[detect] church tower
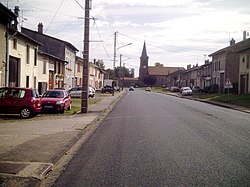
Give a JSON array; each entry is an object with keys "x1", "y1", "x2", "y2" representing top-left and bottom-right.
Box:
[{"x1": 139, "y1": 41, "x2": 149, "y2": 86}]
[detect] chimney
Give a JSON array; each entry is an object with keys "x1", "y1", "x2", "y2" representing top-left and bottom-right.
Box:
[
  {"x1": 230, "y1": 38, "x2": 235, "y2": 46},
  {"x1": 38, "y1": 23, "x2": 43, "y2": 34},
  {"x1": 187, "y1": 64, "x2": 191, "y2": 70},
  {"x1": 243, "y1": 31, "x2": 247, "y2": 41},
  {"x1": 14, "y1": 6, "x2": 21, "y2": 31}
]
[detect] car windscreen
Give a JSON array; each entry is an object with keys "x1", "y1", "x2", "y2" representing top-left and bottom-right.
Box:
[{"x1": 43, "y1": 91, "x2": 64, "y2": 98}]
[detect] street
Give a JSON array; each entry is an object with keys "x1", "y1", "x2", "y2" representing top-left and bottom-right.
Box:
[{"x1": 52, "y1": 89, "x2": 250, "y2": 186}]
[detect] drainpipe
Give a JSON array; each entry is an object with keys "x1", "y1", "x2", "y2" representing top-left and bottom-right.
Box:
[
  {"x1": 6, "y1": 30, "x2": 17, "y2": 87},
  {"x1": 5, "y1": 30, "x2": 9, "y2": 86}
]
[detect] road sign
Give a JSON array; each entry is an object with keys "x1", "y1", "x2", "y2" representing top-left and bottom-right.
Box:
[{"x1": 225, "y1": 80, "x2": 233, "y2": 89}]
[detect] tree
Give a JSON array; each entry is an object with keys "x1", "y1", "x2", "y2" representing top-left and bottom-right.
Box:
[
  {"x1": 143, "y1": 75, "x2": 157, "y2": 86},
  {"x1": 155, "y1": 62, "x2": 163, "y2": 67},
  {"x1": 106, "y1": 67, "x2": 135, "y2": 79},
  {"x1": 96, "y1": 59, "x2": 105, "y2": 69}
]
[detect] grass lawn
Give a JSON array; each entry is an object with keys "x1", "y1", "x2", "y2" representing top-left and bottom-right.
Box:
[
  {"x1": 64, "y1": 98, "x2": 101, "y2": 115},
  {"x1": 193, "y1": 93, "x2": 250, "y2": 108}
]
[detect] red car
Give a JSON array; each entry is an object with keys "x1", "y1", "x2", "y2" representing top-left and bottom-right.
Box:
[
  {"x1": 0, "y1": 87, "x2": 42, "y2": 118},
  {"x1": 41, "y1": 90, "x2": 72, "y2": 114}
]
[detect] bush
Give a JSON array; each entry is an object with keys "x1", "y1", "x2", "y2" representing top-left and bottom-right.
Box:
[{"x1": 204, "y1": 84, "x2": 219, "y2": 93}]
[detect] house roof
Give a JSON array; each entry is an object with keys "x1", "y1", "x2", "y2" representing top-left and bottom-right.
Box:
[
  {"x1": 0, "y1": 3, "x2": 17, "y2": 25},
  {"x1": 22, "y1": 27, "x2": 79, "y2": 52},
  {"x1": 148, "y1": 66, "x2": 185, "y2": 76},
  {"x1": 9, "y1": 28, "x2": 42, "y2": 46},
  {"x1": 209, "y1": 38, "x2": 250, "y2": 56},
  {"x1": 39, "y1": 51, "x2": 67, "y2": 63}
]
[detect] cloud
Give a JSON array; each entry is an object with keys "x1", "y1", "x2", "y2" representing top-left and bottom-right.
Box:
[{"x1": 3, "y1": 0, "x2": 250, "y2": 76}]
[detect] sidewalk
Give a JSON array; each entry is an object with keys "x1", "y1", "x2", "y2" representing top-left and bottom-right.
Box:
[
  {"x1": 0, "y1": 91, "x2": 125, "y2": 187},
  {"x1": 166, "y1": 92, "x2": 250, "y2": 114}
]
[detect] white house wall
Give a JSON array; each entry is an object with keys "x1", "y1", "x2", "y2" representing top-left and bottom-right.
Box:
[
  {"x1": 9, "y1": 36, "x2": 38, "y2": 88},
  {"x1": 0, "y1": 24, "x2": 6, "y2": 87},
  {"x1": 64, "y1": 46, "x2": 76, "y2": 89}
]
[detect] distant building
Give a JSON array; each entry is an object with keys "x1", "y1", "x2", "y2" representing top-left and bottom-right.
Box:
[{"x1": 139, "y1": 41, "x2": 184, "y2": 87}]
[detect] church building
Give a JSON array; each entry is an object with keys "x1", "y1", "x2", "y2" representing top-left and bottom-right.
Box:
[{"x1": 139, "y1": 42, "x2": 185, "y2": 87}]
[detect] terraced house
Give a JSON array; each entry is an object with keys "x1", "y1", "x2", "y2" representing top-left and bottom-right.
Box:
[{"x1": 0, "y1": 3, "x2": 16, "y2": 87}]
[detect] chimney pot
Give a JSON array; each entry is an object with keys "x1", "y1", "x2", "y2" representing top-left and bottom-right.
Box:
[
  {"x1": 38, "y1": 23, "x2": 43, "y2": 34},
  {"x1": 230, "y1": 38, "x2": 236, "y2": 46},
  {"x1": 243, "y1": 31, "x2": 247, "y2": 41}
]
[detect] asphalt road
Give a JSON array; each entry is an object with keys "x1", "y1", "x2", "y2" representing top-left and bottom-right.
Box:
[{"x1": 53, "y1": 89, "x2": 250, "y2": 186}]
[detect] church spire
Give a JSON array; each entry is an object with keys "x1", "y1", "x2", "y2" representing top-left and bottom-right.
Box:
[{"x1": 141, "y1": 41, "x2": 148, "y2": 58}]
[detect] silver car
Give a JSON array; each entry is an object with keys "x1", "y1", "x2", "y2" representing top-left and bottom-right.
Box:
[{"x1": 68, "y1": 86, "x2": 95, "y2": 98}]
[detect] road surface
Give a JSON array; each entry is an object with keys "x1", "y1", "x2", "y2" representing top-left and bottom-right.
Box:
[{"x1": 53, "y1": 89, "x2": 250, "y2": 186}]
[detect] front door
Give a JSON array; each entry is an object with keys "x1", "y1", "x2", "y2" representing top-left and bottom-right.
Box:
[
  {"x1": 9, "y1": 56, "x2": 20, "y2": 87},
  {"x1": 240, "y1": 74, "x2": 246, "y2": 94}
]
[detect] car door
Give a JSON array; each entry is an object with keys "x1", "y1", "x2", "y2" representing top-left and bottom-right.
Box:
[
  {"x1": 0, "y1": 88, "x2": 9, "y2": 113},
  {"x1": 9, "y1": 88, "x2": 26, "y2": 113}
]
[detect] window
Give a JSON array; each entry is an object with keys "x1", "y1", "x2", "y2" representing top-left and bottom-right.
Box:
[
  {"x1": 26, "y1": 45, "x2": 30, "y2": 64},
  {"x1": 9, "y1": 89, "x2": 25, "y2": 99},
  {"x1": 26, "y1": 76, "x2": 29, "y2": 88},
  {"x1": 43, "y1": 61, "x2": 47, "y2": 74},
  {"x1": 34, "y1": 48, "x2": 37, "y2": 66},
  {"x1": 13, "y1": 38, "x2": 17, "y2": 49},
  {"x1": 0, "y1": 88, "x2": 8, "y2": 98},
  {"x1": 77, "y1": 63, "x2": 81, "y2": 72}
]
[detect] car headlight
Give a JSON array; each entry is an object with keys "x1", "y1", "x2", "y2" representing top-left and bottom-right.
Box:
[{"x1": 56, "y1": 100, "x2": 63, "y2": 105}]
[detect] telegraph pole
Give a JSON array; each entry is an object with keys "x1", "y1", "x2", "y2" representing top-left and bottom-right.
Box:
[
  {"x1": 81, "y1": 0, "x2": 90, "y2": 113},
  {"x1": 113, "y1": 31, "x2": 117, "y2": 69}
]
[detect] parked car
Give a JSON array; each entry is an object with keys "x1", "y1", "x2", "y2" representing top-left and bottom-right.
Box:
[
  {"x1": 181, "y1": 87, "x2": 193, "y2": 96},
  {"x1": 165, "y1": 86, "x2": 171, "y2": 91},
  {"x1": 0, "y1": 87, "x2": 41, "y2": 118},
  {"x1": 101, "y1": 86, "x2": 113, "y2": 93},
  {"x1": 171, "y1": 86, "x2": 180, "y2": 92},
  {"x1": 145, "y1": 87, "x2": 152, "y2": 92},
  {"x1": 68, "y1": 86, "x2": 95, "y2": 98},
  {"x1": 41, "y1": 90, "x2": 71, "y2": 113},
  {"x1": 192, "y1": 86, "x2": 201, "y2": 93},
  {"x1": 129, "y1": 86, "x2": 135, "y2": 91}
]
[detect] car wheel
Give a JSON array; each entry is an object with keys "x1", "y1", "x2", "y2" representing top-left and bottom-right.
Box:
[
  {"x1": 60, "y1": 108, "x2": 65, "y2": 114},
  {"x1": 20, "y1": 107, "x2": 32, "y2": 118}
]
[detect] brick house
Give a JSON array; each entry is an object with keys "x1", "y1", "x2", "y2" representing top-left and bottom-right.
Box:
[
  {"x1": 209, "y1": 37, "x2": 250, "y2": 93},
  {"x1": 238, "y1": 46, "x2": 250, "y2": 94}
]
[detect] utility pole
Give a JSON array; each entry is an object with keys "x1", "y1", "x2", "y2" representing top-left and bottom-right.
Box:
[
  {"x1": 81, "y1": 0, "x2": 90, "y2": 113},
  {"x1": 113, "y1": 31, "x2": 117, "y2": 69}
]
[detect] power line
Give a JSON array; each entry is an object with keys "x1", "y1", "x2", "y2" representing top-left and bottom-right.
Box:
[
  {"x1": 45, "y1": 0, "x2": 64, "y2": 32},
  {"x1": 74, "y1": 0, "x2": 84, "y2": 10},
  {"x1": 118, "y1": 32, "x2": 206, "y2": 58},
  {"x1": 93, "y1": 21, "x2": 112, "y2": 61}
]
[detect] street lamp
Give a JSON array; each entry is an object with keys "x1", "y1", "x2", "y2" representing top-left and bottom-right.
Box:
[
  {"x1": 113, "y1": 43, "x2": 132, "y2": 69},
  {"x1": 119, "y1": 55, "x2": 132, "y2": 90}
]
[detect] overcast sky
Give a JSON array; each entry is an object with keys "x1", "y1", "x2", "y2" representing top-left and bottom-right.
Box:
[{"x1": 2, "y1": 0, "x2": 250, "y2": 76}]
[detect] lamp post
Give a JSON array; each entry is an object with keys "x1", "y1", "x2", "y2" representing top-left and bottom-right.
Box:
[{"x1": 113, "y1": 42, "x2": 132, "y2": 69}]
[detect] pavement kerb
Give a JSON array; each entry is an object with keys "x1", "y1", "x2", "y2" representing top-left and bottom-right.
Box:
[
  {"x1": 38, "y1": 91, "x2": 126, "y2": 187},
  {"x1": 157, "y1": 91, "x2": 250, "y2": 114}
]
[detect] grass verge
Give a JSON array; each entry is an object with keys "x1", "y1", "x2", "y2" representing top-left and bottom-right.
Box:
[
  {"x1": 64, "y1": 98, "x2": 102, "y2": 115},
  {"x1": 193, "y1": 93, "x2": 250, "y2": 108}
]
